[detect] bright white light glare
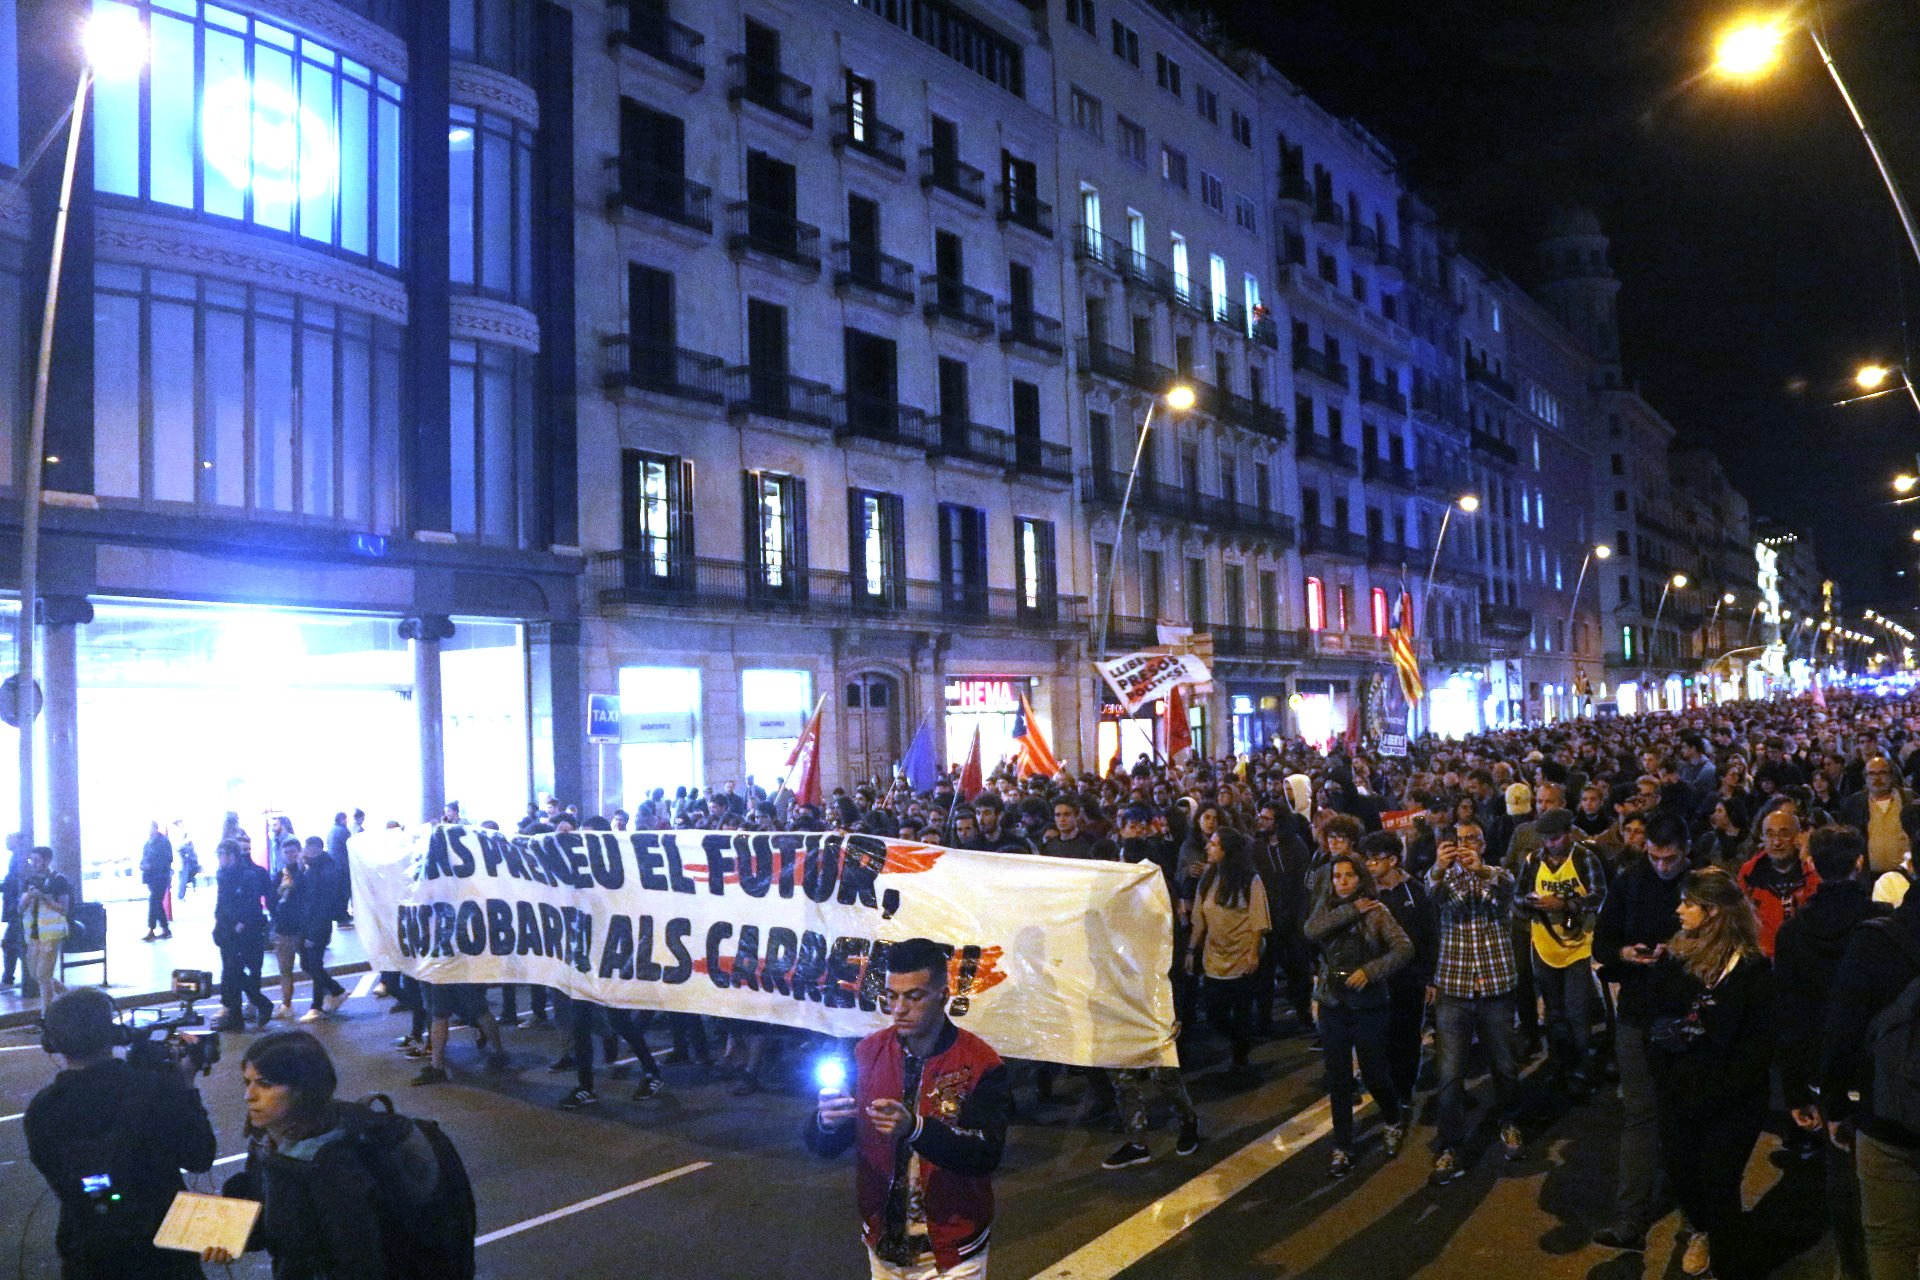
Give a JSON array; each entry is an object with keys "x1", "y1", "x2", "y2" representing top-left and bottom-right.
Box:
[
  {"x1": 1163, "y1": 384, "x2": 1197, "y2": 412},
  {"x1": 1723, "y1": 593, "x2": 1736, "y2": 604},
  {"x1": 1456, "y1": 494, "x2": 1480, "y2": 513},
  {"x1": 1857, "y1": 364, "x2": 1894, "y2": 391},
  {"x1": 813, "y1": 1057, "x2": 847, "y2": 1092},
  {"x1": 448, "y1": 127, "x2": 474, "y2": 147},
  {"x1": 82, "y1": 8, "x2": 148, "y2": 81},
  {"x1": 1672, "y1": 574, "x2": 1689, "y2": 588},
  {"x1": 1594, "y1": 544, "x2": 1612, "y2": 560},
  {"x1": 203, "y1": 78, "x2": 338, "y2": 205}
]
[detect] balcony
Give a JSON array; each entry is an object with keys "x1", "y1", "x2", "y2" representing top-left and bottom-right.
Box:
[
  {"x1": 834, "y1": 394, "x2": 936, "y2": 449},
  {"x1": 725, "y1": 367, "x2": 833, "y2": 429},
  {"x1": 998, "y1": 304, "x2": 1063, "y2": 357},
  {"x1": 831, "y1": 241, "x2": 915, "y2": 305},
  {"x1": 1465, "y1": 361, "x2": 1517, "y2": 402},
  {"x1": 1296, "y1": 432, "x2": 1359, "y2": 471},
  {"x1": 1207, "y1": 387, "x2": 1288, "y2": 441},
  {"x1": 933, "y1": 417, "x2": 1013, "y2": 467},
  {"x1": 1250, "y1": 314, "x2": 1279, "y2": 349},
  {"x1": 1212, "y1": 625, "x2": 1309, "y2": 662},
  {"x1": 1073, "y1": 227, "x2": 1170, "y2": 294},
  {"x1": 1302, "y1": 524, "x2": 1363, "y2": 557},
  {"x1": 1366, "y1": 534, "x2": 1414, "y2": 567},
  {"x1": 590, "y1": 553, "x2": 1083, "y2": 632},
  {"x1": 1431, "y1": 637, "x2": 1491, "y2": 665},
  {"x1": 1480, "y1": 601, "x2": 1533, "y2": 640},
  {"x1": 1077, "y1": 338, "x2": 1175, "y2": 395},
  {"x1": 600, "y1": 336, "x2": 725, "y2": 405},
  {"x1": 1469, "y1": 428, "x2": 1520, "y2": 466},
  {"x1": 1359, "y1": 376, "x2": 1408, "y2": 414},
  {"x1": 1080, "y1": 469, "x2": 1296, "y2": 543},
  {"x1": 1362, "y1": 454, "x2": 1417, "y2": 489},
  {"x1": 1412, "y1": 382, "x2": 1461, "y2": 428},
  {"x1": 726, "y1": 56, "x2": 811, "y2": 126},
  {"x1": 1171, "y1": 279, "x2": 1211, "y2": 319},
  {"x1": 1212, "y1": 295, "x2": 1248, "y2": 334},
  {"x1": 996, "y1": 184, "x2": 1053, "y2": 237},
  {"x1": 726, "y1": 202, "x2": 821, "y2": 274},
  {"x1": 1311, "y1": 198, "x2": 1346, "y2": 234},
  {"x1": 1418, "y1": 461, "x2": 1472, "y2": 494},
  {"x1": 829, "y1": 101, "x2": 905, "y2": 169},
  {"x1": 1375, "y1": 241, "x2": 1405, "y2": 283},
  {"x1": 603, "y1": 159, "x2": 712, "y2": 232},
  {"x1": 1009, "y1": 434, "x2": 1072, "y2": 482},
  {"x1": 1291, "y1": 342, "x2": 1349, "y2": 389},
  {"x1": 611, "y1": 5, "x2": 704, "y2": 79},
  {"x1": 921, "y1": 275, "x2": 996, "y2": 335},
  {"x1": 1349, "y1": 223, "x2": 1379, "y2": 255},
  {"x1": 1276, "y1": 172, "x2": 1313, "y2": 211},
  {"x1": 919, "y1": 148, "x2": 985, "y2": 206}
]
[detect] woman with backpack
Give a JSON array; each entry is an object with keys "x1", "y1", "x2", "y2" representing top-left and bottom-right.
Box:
[{"x1": 205, "y1": 1030, "x2": 474, "y2": 1279}]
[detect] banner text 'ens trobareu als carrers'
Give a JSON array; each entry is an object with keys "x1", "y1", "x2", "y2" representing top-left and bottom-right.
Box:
[{"x1": 351, "y1": 826, "x2": 1177, "y2": 1069}]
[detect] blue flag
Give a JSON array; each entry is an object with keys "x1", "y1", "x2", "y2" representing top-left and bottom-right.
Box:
[{"x1": 898, "y1": 714, "x2": 938, "y2": 792}]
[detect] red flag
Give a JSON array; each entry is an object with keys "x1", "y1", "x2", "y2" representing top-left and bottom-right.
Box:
[
  {"x1": 958, "y1": 724, "x2": 984, "y2": 801},
  {"x1": 1106, "y1": 724, "x2": 1124, "y2": 778},
  {"x1": 1167, "y1": 686, "x2": 1193, "y2": 763},
  {"x1": 785, "y1": 696, "x2": 827, "y2": 807},
  {"x1": 1011, "y1": 693, "x2": 1061, "y2": 778}
]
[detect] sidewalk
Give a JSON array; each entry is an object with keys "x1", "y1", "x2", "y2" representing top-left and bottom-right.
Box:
[{"x1": 1, "y1": 891, "x2": 369, "y2": 1027}]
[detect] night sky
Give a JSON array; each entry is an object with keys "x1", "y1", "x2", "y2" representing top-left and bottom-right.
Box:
[{"x1": 1200, "y1": 0, "x2": 1920, "y2": 604}]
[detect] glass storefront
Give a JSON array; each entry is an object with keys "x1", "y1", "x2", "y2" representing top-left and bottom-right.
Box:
[
  {"x1": 741, "y1": 668, "x2": 811, "y2": 793},
  {"x1": 946, "y1": 676, "x2": 1032, "y2": 773},
  {"x1": 3, "y1": 599, "x2": 526, "y2": 900},
  {"x1": 616, "y1": 664, "x2": 701, "y2": 805}
]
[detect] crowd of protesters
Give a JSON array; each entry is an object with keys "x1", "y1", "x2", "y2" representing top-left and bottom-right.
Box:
[{"x1": 15, "y1": 690, "x2": 1920, "y2": 1279}]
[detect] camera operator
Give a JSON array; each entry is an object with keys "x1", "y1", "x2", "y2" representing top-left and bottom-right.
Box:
[{"x1": 24, "y1": 988, "x2": 217, "y2": 1280}]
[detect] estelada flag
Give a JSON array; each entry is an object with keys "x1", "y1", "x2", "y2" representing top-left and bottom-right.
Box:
[
  {"x1": 1167, "y1": 685, "x2": 1193, "y2": 763},
  {"x1": 1386, "y1": 594, "x2": 1425, "y2": 704},
  {"x1": 958, "y1": 724, "x2": 985, "y2": 801},
  {"x1": 785, "y1": 695, "x2": 827, "y2": 807},
  {"x1": 1011, "y1": 692, "x2": 1060, "y2": 778}
]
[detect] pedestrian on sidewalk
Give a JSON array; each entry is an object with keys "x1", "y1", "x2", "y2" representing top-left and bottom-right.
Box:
[
  {"x1": 140, "y1": 821, "x2": 173, "y2": 941},
  {"x1": 294, "y1": 837, "x2": 347, "y2": 1023},
  {"x1": 2, "y1": 833, "x2": 31, "y2": 994},
  {"x1": 211, "y1": 838, "x2": 275, "y2": 1031},
  {"x1": 269, "y1": 837, "x2": 307, "y2": 1019},
  {"x1": 1187, "y1": 829, "x2": 1271, "y2": 1078}
]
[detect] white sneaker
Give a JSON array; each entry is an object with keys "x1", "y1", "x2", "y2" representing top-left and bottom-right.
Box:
[
  {"x1": 324, "y1": 992, "x2": 348, "y2": 1013},
  {"x1": 274, "y1": 1003, "x2": 293, "y2": 1020},
  {"x1": 298, "y1": 1008, "x2": 324, "y2": 1023}
]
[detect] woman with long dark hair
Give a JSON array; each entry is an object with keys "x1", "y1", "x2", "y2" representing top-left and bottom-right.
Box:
[
  {"x1": 1646, "y1": 868, "x2": 1773, "y2": 1279},
  {"x1": 1187, "y1": 828, "x2": 1270, "y2": 1074},
  {"x1": 1305, "y1": 851, "x2": 1412, "y2": 1177}
]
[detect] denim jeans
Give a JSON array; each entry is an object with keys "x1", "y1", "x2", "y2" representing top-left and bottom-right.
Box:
[
  {"x1": 1433, "y1": 992, "x2": 1520, "y2": 1148},
  {"x1": 1319, "y1": 1001, "x2": 1401, "y2": 1147},
  {"x1": 1612, "y1": 1022, "x2": 1667, "y2": 1230},
  {"x1": 1531, "y1": 953, "x2": 1593, "y2": 1076}
]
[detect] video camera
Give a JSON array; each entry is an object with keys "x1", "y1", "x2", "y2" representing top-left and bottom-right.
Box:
[{"x1": 123, "y1": 969, "x2": 221, "y2": 1076}]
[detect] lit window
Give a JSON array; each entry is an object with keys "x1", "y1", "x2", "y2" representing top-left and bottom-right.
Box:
[
  {"x1": 1306, "y1": 576, "x2": 1325, "y2": 631},
  {"x1": 1370, "y1": 587, "x2": 1388, "y2": 637}
]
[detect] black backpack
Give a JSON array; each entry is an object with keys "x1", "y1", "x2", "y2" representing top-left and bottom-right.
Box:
[
  {"x1": 1864, "y1": 920, "x2": 1920, "y2": 1137},
  {"x1": 345, "y1": 1095, "x2": 476, "y2": 1280}
]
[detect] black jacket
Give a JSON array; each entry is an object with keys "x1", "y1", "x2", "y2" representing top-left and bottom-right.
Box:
[
  {"x1": 1819, "y1": 894, "x2": 1920, "y2": 1147},
  {"x1": 1646, "y1": 952, "x2": 1775, "y2": 1118},
  {"x1": 214, "y1": 862, "x2": 275, "y2": 948},
  {"x1": 1774, "y1": 880, "x2": 1889, "y2": 1108},
  {"x1": 26, "y1": 1059, "x2": 217, "y2": 1270},
  {"x1": 1375, "y1": 876, "x2": 1438, "y2": 986},
  {"x1": 1592, "y1": 860, "x2": 1687, "y2": 1025}
]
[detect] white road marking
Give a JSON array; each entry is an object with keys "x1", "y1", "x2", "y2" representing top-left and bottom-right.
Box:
[
  {"x1": 1027, "y1": 1098, "x2": 1334, "y2": 1280},
  {"x1": 352, "y1": 971, "x2": 378, "y2": 999},
  {"x1": 474, "y1": 1161, "x2": 712, "y2": 1247},
  {"x1": 0, "y1": 1044, "x2": 43, "y2": 1052},
  {"x1": 0, "y1": 1113, "x2": 21, "y2": 1124},
  {"x1": 212, "y1": 1153, "x2": 248, "y2": 1167}
]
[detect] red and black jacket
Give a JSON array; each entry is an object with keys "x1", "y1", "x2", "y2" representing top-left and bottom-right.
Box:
[{"x1": 807, "y1": 1022, "x2": 1011, "y2": 1272}]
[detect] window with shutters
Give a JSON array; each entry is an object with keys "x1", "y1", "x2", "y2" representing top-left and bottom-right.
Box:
[
  {"x1": 1016, "y1": 517, "x2": 1058, "y2": 622},
  {"x1": 849, "y1": 489, "x2": 905, "y2": 610},
  {"x1": 1306, "y1": 576, "x2": 1325, "y2": 631},
  {"x1": 622, "y1": 449, "x2": 694, "y2": 591},
  {"x1": 938, "y1": 503, "x2": 989, "y2": 616},
  {"x1": 743, "y1": 470, "x2": 806, "y2": 599}
]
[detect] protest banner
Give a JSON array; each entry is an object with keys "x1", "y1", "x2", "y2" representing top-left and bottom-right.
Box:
[
  {"x1": 350, "y1": 826, "x2": 1178, "y2": 1069},
  {"x1": 1095, "y1": 650, "x2": 1211, "y2": 715}
]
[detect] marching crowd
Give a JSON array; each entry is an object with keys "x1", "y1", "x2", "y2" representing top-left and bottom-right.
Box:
[{"x1": 11, "y1": 691, "x2": 1920, "y2": 1280}]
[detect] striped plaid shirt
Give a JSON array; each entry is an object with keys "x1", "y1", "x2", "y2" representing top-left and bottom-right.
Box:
[{"x1": 1426, "y1": 863, "x2": 1519, "y2": 998}]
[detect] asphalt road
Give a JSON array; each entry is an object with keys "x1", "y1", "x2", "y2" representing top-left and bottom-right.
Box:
[{"x1": 0, "y1": 983, "x2": 1839, "y2": 1279}]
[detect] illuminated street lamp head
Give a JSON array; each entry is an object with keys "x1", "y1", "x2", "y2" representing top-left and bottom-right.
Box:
[
  {"x1": 82, "y1": 7, "x2": 147, "y2": 80},
  {"x1": 1163, "y1": 384, "x2": 1196, "y2": 412},
  {"x1": 1897, "y1": 475, "x2": 1918, "y2": 495},
  {"x1": 1594, "y1": 544, "x2": 1613, "y2": 560},
  {"x1": 1857, "y1": 363, "x2": 1894, "y2": 391},
  {"x1": 1713, "y1": 18, "x2": 1787, "y2": 79},
  {"x1": 1671, "y1": 574, "x2": 1689, "y2": 588},
  {"x1": 1722, "y1": 592, "x2": 1737, "y2": 604},
  {"x1": 1456, "y1": 494, "x2": 1481, "y2": 513},
  {"x1": 1910, "y1": 528, "x2": 1920, "y2": 543}
]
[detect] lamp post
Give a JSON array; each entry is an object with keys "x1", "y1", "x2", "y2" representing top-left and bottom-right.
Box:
[
  {"x1": 1420, "y1": 493, "x2": 1479, "y2": 630},
  {"x1": 13, "y1": 11, "x2": 146, "y2": 844},
  {"x1": 1714, "y1": 17, "x2": 1920, "y2": 275},
  {"x1": 1565, "y1": 542, "x2": 1612, "y2": 643},
  {"x1": 1650, "y1": 573, "x2": 1687, "y2": 702},
  {"x1": 1094, "y1": 382, "x2": 1195, "y2": 660}
]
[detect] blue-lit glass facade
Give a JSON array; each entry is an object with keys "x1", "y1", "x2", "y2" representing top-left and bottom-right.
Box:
[{"x1": 91, "y1": 0, "x2": 405, "y2": 266}]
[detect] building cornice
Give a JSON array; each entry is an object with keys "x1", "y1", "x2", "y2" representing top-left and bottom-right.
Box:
[{"x1": 450, "y1": 60, "x2": 541, "y2": 129}]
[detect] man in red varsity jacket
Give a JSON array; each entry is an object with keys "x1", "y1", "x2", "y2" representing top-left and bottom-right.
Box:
[{"x1": 807, "y1": 937, "x2": 1013, "y2": 1279}]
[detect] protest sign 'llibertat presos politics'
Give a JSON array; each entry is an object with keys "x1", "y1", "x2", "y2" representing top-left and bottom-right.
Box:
[{"x1": 350, "y1": 825, "x2": 1178, "y2": 1069}]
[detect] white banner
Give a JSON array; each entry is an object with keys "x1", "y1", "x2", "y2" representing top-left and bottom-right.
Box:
[
  {"x1": 350, "y1": 826, "x2": 1177, "y2": 1069},
  {"x1": 1096, "y1": 650, "x2": 1212, "y2": 714}
]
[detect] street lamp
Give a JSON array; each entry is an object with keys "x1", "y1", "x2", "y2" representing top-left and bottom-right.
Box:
[
  {"x1": 1565, "y1": 542, "x2": 1612, "y2": 648},
  {"x1": 1094, "y1": 382, "x2": 1196, "y2": 660},
  {"x1": 13, "y1": 10, "x2": 147, "y2": 845},
  {"x1": 1840, "y1": 362, "x2": 1920, "y2": 419},
  {"x1": 1896, "y1": 474, "x2": 1918, "y2": 495},
  {"x1": 1420, "y1": 494, "x2": 1480, "y2": 630},
  {"x1": 1713, "y1": 15, "x2": 1920, "y2": 275}
]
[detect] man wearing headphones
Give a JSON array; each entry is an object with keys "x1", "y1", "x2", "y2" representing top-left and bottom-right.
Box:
[{"x1": 24, "y1": 989, "x2": 218, "y2": 1279}]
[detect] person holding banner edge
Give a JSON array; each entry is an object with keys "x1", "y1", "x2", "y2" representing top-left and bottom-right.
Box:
[{"x1": 808, "y1": 936, "x2": 1012, "y2": 1280}]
